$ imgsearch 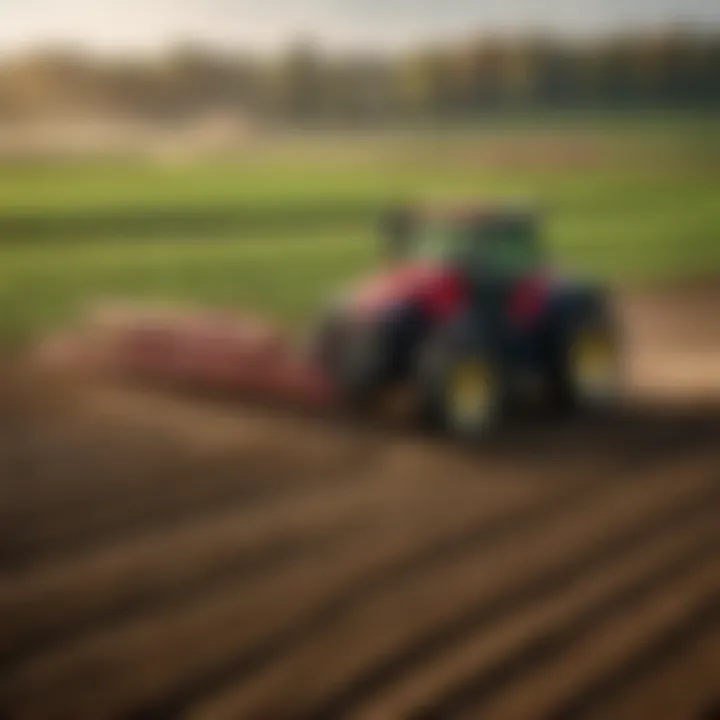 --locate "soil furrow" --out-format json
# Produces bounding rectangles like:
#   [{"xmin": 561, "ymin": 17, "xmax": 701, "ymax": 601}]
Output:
[{"xmin": 146, "ymin": 454, "xmax": 719, "ymax": 719}]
